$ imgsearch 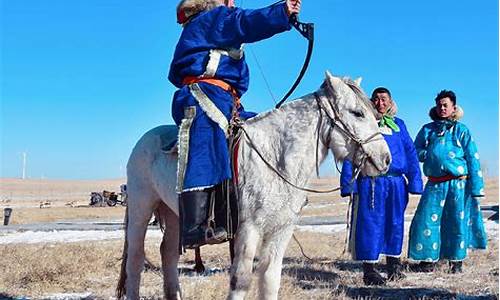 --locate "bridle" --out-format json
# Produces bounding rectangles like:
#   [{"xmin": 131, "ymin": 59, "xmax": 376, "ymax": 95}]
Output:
[
  {"xmin": 237, "ymin": 87, "xmax": 384, "ymax": 194},
  {"xmin": 313, "ymin": 90, "xmax": 385, "ymax": 177}
]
